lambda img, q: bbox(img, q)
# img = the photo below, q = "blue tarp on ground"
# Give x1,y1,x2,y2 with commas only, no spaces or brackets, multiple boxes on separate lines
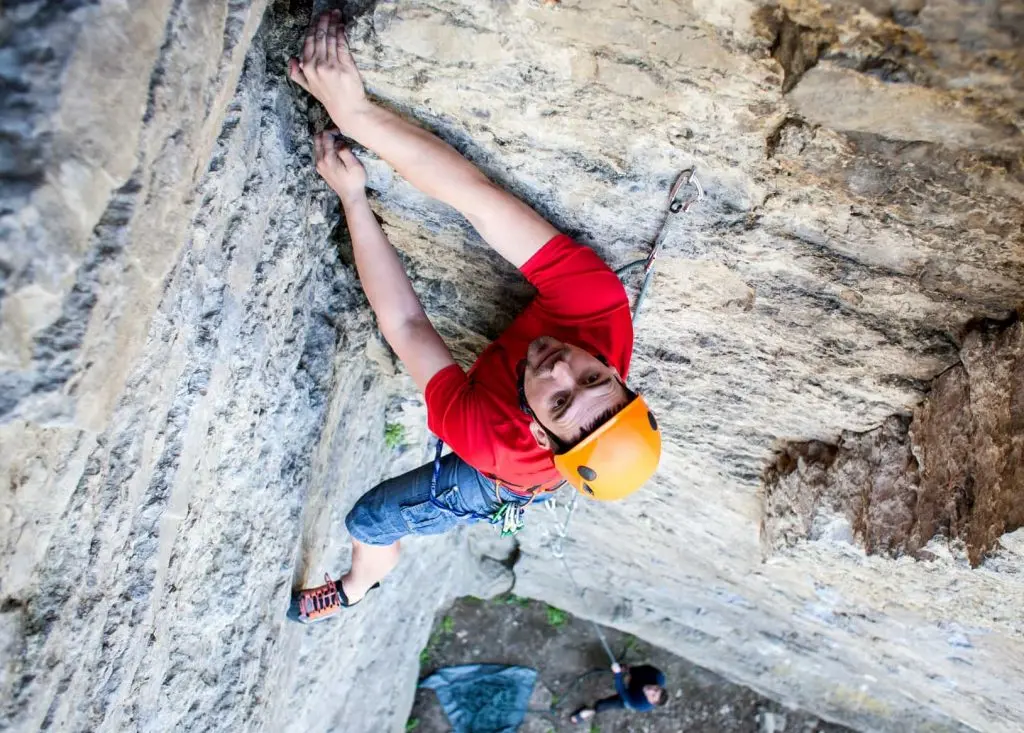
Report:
419,664,538,733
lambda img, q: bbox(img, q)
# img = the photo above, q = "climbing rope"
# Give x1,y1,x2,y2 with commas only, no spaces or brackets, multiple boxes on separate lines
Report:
543,168,705,662
538,484,615,664
435,169,706,671
544,485,618,665
558,551,618,666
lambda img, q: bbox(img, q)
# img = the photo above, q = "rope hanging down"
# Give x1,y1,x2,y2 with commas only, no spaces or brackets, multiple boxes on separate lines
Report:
557,528,617,665
548,167,705,664
545,495,617,664
434,169,706,665
561,553,618,665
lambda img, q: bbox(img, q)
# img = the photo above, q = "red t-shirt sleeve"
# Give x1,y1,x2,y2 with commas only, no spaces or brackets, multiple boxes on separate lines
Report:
520,234,628,320
424,363,496,468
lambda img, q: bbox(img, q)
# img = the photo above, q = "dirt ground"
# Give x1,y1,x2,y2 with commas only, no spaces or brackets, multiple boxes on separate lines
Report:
408,596,855,733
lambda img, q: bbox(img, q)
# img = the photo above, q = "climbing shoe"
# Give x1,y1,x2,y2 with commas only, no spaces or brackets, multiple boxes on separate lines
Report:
569,708,594,725
287,574,379,623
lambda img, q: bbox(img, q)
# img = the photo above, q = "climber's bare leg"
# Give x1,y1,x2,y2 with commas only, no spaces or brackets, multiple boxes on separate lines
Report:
340,538,400,603
289,10,558,269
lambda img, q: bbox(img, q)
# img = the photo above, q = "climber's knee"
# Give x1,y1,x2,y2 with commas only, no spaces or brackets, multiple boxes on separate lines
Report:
345,486,411,546
344,456,477,545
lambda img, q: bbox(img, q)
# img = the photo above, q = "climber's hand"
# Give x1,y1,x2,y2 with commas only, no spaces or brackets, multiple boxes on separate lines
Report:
289,10,369,128
611,662,622,674
314,130,366,204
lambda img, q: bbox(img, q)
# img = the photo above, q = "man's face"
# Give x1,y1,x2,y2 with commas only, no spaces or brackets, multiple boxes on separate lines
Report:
643,685,663,705
522,336,630,447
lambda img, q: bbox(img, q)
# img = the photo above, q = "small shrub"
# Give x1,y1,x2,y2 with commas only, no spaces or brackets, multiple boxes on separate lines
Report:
406,718,420,732
503,594,530,608
546,605,568,627
384,422,406,450
441,615,455,635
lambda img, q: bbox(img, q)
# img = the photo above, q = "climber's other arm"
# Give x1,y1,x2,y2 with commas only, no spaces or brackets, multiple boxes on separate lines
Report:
289,10,558,269
313,130,455,392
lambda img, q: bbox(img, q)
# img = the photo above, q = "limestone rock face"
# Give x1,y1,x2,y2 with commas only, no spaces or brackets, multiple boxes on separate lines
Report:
1,1,1022,732
764,318,1023,566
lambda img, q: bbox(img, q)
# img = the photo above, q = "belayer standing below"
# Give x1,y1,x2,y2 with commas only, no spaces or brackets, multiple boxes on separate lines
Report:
287,11,661,622
570,662,669,724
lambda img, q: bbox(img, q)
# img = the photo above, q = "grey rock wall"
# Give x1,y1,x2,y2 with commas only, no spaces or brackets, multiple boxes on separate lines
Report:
1,1,1022,732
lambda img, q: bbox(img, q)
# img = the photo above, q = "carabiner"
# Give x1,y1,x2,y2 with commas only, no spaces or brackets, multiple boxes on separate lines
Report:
668,168,705,214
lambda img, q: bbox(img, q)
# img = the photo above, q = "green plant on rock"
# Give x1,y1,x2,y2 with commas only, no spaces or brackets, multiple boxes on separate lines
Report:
420,611,458,668
384,422,406,450
406,718,420,732
546,605,568,627
502,594,530,608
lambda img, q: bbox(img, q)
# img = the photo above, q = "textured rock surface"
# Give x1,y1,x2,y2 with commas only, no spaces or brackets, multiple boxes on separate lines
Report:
764,318,1023,565
1,1,1023,732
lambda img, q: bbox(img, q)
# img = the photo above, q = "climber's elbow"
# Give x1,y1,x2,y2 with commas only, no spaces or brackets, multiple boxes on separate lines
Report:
383,315,456,393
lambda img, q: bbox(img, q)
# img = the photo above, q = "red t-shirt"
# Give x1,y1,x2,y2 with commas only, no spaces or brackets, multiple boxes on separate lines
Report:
424,234,633,494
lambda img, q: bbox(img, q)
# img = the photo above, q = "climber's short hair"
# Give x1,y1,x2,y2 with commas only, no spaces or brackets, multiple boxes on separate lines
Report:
654,686,669,706
568,386,638,448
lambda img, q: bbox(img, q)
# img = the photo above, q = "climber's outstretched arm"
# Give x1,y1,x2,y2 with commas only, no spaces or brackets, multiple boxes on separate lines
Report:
312,130,455,392
289,11,558,269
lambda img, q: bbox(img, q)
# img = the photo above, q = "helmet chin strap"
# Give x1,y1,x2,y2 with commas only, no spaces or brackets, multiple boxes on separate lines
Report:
538,420,569,454
517,360,570,452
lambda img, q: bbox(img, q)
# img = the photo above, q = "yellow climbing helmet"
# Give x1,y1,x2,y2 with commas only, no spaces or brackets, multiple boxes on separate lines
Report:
553,396,661,501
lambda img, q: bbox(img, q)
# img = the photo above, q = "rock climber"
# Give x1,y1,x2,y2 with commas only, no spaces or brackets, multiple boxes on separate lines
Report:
286,10,661,622
569,662,668,724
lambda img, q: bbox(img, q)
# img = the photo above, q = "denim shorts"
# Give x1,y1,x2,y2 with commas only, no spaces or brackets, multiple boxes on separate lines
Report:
345,451,552,546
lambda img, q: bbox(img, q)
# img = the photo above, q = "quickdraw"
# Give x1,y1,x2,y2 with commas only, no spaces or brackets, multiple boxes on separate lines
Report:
616,167,705,321
490,501,526,537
